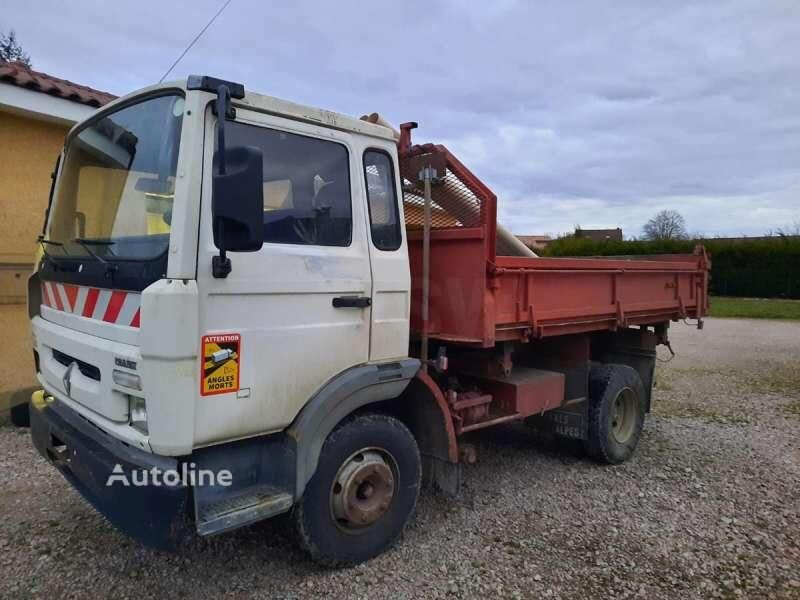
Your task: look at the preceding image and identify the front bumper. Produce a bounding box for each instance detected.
[29,392,191,550]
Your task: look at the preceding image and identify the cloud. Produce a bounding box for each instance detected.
[5,0,799,237]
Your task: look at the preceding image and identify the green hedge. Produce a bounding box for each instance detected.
[541,236,800,299]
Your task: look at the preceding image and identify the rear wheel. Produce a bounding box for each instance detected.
[585,364,646,464]
[293,413,421,566]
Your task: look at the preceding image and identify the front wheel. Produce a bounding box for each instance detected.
[293,413,421,566]
[585,364,646,464]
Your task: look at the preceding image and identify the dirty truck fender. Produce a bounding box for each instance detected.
[287,358,420,498]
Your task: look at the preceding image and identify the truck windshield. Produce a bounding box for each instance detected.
[46,93,184,261]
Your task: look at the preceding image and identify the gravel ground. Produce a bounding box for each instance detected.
[1,318,798,599]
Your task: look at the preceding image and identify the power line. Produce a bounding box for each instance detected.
[158,0,233,83]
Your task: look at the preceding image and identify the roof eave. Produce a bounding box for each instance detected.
[0,81,99,125]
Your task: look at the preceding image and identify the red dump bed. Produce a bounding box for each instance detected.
[400,141,710,348]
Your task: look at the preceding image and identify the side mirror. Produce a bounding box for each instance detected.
[212,145,264,252]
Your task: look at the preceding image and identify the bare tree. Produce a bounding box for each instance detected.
[0,30,31,67]
[642,210,688,240]
[774,221,800,237]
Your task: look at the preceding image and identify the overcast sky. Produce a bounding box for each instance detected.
[5,0,799,237]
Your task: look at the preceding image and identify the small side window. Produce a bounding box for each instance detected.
[363,150,402,251]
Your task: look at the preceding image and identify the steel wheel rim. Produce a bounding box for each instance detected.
[330,447,397,534]
[610,387,637,444]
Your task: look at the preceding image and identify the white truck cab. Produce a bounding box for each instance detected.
[29,76,426,564]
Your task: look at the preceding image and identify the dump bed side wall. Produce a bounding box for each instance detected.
[492,255,708,339]
[407,235,709,345]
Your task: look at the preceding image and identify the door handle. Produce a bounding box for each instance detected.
[333,296,372,308]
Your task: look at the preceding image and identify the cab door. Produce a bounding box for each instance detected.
[195,107,373,445]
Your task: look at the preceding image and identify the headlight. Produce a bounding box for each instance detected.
[129,396,148,435]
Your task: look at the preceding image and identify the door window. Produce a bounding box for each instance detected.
[363,150,402,251]
[225,121,352,246]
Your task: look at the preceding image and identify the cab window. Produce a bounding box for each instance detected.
[225,121,352,246]
[363,150,401,251]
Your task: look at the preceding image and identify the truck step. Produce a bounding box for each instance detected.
[196,486,293,536]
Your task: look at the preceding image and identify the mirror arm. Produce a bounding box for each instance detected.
[212,249,232,278]
[213,84,233,278]
[215,84,229,175]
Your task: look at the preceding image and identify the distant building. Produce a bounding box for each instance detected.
[516,235,553,251]
[0,60,115,303]
[574,227,623,242]
[517,227,623,251]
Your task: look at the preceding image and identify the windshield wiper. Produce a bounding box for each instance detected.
[74,238,115,245]
[73,238,112,265]
[37,235,70,256]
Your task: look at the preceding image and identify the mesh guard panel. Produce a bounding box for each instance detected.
[402,168,484,230]
[399,144,493,234]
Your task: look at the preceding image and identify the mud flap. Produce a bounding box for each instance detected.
[540,399,588,440]
[421,454,462,496]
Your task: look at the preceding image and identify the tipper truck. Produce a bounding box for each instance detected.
[27,76,710,565]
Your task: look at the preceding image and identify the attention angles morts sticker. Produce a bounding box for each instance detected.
[201,333,240,396]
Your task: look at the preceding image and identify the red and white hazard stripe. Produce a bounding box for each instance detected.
[41,281,141,328]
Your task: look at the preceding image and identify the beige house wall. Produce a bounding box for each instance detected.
[0,110,68,304]
[0,110,70,412]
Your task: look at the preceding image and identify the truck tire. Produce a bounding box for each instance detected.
[585,364,646,464]
[10,401,30,428]
[293,413,421,566]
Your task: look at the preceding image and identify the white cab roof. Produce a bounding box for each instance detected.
[73,79,396,142]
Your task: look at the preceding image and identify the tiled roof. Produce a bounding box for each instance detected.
[0,60,116,107]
